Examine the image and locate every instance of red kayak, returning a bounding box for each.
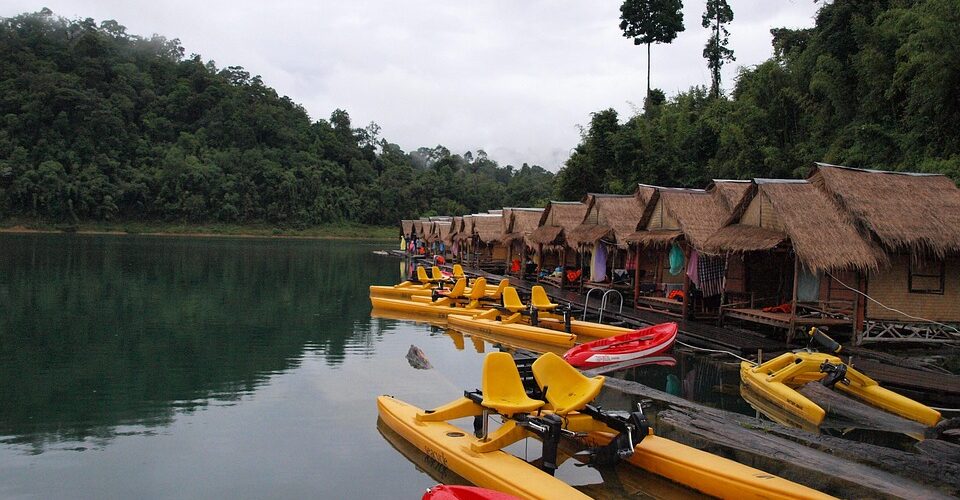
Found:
[423,485,520,500]
[563,322,678,369]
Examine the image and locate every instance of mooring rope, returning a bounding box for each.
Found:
[675,339,757,365]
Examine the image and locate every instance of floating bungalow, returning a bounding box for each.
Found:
[566,192,650,292]
[472,213,506,272]
[528,201,589,289]
[808,163,960,344]
[500,208,545,278]
[703,179,884,340]
[626,184,739,319]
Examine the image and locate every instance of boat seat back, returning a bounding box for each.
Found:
[489,279,509,300]
[446,278,467,299]
[502,287,526,313]
[531,286,558,311]
[416,266,430,282]
[532,352,605,415]
[452,264,465,279]
[468,277,488,299]
[481,352,544,417]
[431,266,444,281]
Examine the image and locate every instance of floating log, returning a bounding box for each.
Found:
[797,382,928,435]
[597,376,957,498]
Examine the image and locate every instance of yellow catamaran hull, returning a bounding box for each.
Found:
[447,314,576,348]
[740,352,941,427]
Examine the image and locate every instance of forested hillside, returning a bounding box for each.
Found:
[557,0,960,198]
[0,10,554,226]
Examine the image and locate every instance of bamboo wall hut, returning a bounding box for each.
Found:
[626,185,735,318]
[472,213,506,272]
[457,215,476,263]
[431,219,452,258]
[566,192,650,290]
[500,208,545,278]
[703,179,883,339]
[444,216,463,261]
[528,201,588,288]
[809,163,960,343]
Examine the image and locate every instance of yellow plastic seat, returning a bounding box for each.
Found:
[468,277,488,300]
[531,352,605,415]
[441,278,467,299]
[452,264,465,279]
[531,286,558,311]
[487,279,510,300]
[501,287,527,313]
[481,352,544,417]
[431,266,445,281]
[416,266,433,283]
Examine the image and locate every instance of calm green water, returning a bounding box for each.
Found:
[0,233,508,499]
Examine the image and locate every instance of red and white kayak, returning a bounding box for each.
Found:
[563,322,678,369]
[423,485,520,500]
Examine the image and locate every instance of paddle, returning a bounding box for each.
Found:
[589,334,657,351]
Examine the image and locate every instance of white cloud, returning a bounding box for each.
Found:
[4,0,820,171]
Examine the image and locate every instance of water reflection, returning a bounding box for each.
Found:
[0,233,395,450]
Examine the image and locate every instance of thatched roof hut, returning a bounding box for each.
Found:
[457,215,475,243]
[567,192,650,248]
[473,214,504,244]
[501,208,545,248]
[529,202,588,247]
[432,221,451,243]
[703,180,884,273]
[708,179,752,212]
[627,186,729,251]
[444,216,463,245]
[809,163,960,257]
[401,220,414,237]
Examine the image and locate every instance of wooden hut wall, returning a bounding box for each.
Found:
[866,254,960,322]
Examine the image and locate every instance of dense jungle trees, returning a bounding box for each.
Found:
[557,0,960,199]
[0,11,554,225]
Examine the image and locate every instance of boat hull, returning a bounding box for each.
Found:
[447,314,576,348]
[377,395,589,500]
[369,296,488,321]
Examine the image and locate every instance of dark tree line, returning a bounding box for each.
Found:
[557,0,960,199]
[0,10,555,226]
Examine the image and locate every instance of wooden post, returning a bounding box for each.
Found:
[855,272,867,340]
[633,246,641,307]
[788,253,800,343]
[536,243,544,280]
[681,243,691,323]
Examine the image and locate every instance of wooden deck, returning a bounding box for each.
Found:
[634,295,683,316]
[722,307,852,329]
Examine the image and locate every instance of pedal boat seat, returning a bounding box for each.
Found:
[452,264,466,279]
[486,279,509,301]
[501,287,527,314]
[532,352,605,415]
[531,286,559,312]
[431,266,446,282]
[481,352,544,417]
[415,266,435,284]
[435,278,467,299]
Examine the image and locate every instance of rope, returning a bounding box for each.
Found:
[675,339,756,365]
[929,406,960,413]
[825,272,960,336]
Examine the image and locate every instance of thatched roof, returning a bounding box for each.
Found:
[457,215,475,242]
[501,208,545,247]
[704,180,884,273]
[633,187,728,251]
[431,221,451,243]
[401,220,414,237]
[625,229,683,248]
[473,214,504,244]
[810,163,960,257]
[529,201,587,246]
[568,193,649,248]
[445,216,463,244]
[708,179,752,212]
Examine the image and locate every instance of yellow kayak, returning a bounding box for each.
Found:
[740,351,941,427]
[377,395,590,500]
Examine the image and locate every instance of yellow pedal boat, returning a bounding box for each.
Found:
[379,351,833,500]
[740,351,941,427]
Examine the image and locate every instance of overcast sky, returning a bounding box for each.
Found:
[6,1,821,171]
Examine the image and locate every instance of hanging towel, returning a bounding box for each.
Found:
[592,244,608,282]
[686,249,700,287]
[668,243,685,276]
[697,255,726,297]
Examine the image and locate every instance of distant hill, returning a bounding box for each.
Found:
[0,10,554,225]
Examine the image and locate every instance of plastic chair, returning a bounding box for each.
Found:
[531,352,605,415]
[416,266,431,283]
[531,286,559,311]
[501,287,526,313]
[452,264,465,279]
[441,278,467,299]
[481,352,544,417]
[467,277,488,300]
[431,266,445,281]
[487,279,510,300]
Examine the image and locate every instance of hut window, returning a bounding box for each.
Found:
[908,257,945,294]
